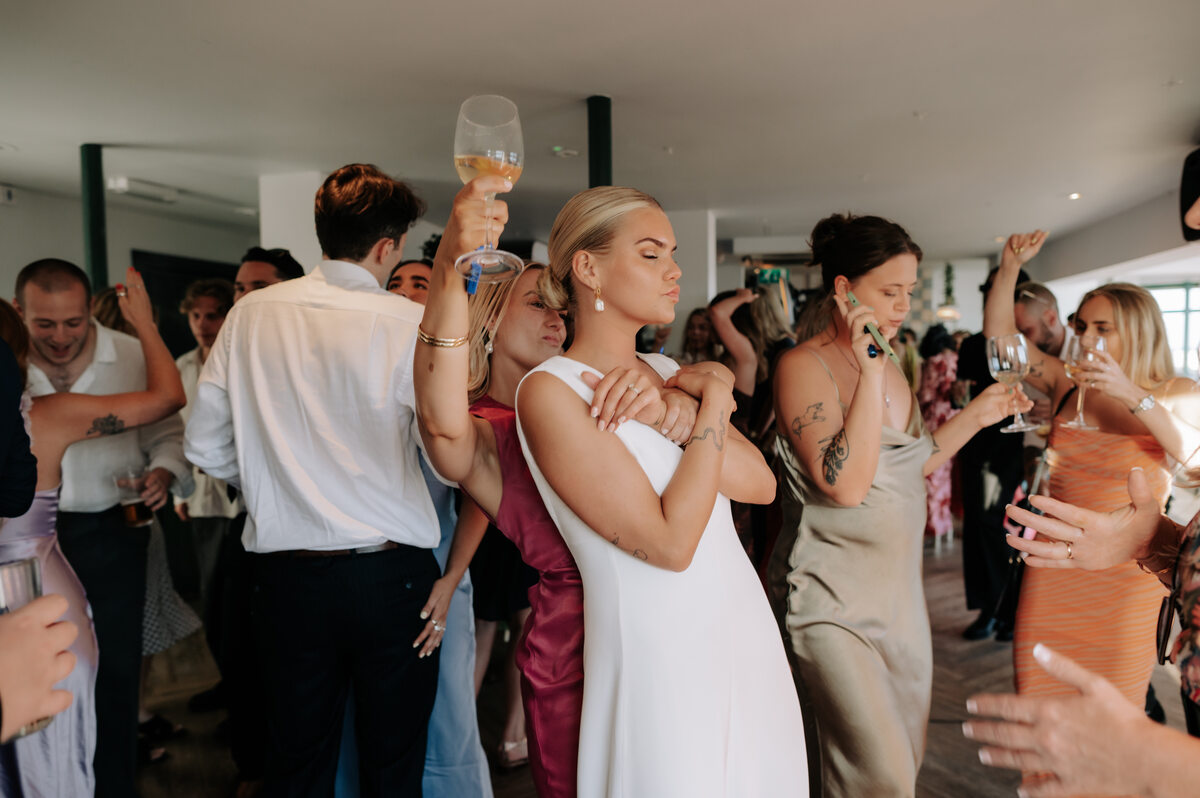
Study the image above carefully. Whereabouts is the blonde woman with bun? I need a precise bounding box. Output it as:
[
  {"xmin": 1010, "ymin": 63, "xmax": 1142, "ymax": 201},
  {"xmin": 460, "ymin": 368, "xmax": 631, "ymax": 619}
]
[
  {"xmin": 514, "ymin": 185, "xmax": 806, "ymax": 796},
  {"xmin": 415, "ymin": 178, "xmax": 699, "ymax": 797}
]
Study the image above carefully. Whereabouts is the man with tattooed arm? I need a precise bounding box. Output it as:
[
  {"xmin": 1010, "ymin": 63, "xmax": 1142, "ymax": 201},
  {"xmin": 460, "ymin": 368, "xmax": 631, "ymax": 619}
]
[{"xmin": 14, "ymin": 258, "xmax": 192, "ymax": 798}]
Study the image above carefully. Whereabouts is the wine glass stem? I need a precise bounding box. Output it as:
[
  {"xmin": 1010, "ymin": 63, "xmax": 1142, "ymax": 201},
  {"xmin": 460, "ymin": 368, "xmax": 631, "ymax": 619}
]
[
  {"xmin": 1075, "ymin": 384, "xmax": 1087, "ymax": 426},
  {"xmin": 484, "ymin": 192, "xmax": 496, "ymax": 250}
]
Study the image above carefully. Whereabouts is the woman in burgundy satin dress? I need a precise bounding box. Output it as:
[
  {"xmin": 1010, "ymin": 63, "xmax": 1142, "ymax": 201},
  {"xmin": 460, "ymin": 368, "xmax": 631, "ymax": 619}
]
[{"xmin": 412, "ymin": 180, "xmax": 699, "ymax": 796}]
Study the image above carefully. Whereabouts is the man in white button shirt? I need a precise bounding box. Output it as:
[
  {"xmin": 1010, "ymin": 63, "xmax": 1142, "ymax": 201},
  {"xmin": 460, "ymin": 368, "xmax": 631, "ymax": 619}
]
[
  {"xmin": 186, "ymin": 164, "xmax": 441, "ymax": 796},
  {"xmin": 14, "ymin": 257, "xmax": 193, "ymax": 798}
]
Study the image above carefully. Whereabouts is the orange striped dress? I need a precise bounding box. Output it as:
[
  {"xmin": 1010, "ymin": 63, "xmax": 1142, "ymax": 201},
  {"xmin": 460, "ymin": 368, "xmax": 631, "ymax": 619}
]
[{"xmin": 1014, "ymin": 424, "xmax": 1171, "ymax": 715}]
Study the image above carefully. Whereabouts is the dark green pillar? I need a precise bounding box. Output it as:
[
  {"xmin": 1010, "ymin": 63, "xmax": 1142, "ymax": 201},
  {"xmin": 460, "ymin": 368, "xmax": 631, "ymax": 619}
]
[
  {"xmin": 80, "ymin": 143, "xmax": 108, "ymax": 288},
  {"xmin": 587, "ymin": 95, "xmax": 612, "ymax": 188}
]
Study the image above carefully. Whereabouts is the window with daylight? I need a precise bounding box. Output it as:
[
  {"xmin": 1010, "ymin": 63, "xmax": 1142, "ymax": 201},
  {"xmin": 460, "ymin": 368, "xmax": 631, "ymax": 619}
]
[{"xmin": 1145, "ymin": 283, "xmax": 1200, "ymax": 379}]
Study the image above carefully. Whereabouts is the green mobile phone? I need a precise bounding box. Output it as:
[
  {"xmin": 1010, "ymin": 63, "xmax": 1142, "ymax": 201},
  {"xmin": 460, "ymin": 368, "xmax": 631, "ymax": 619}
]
[{"xmin": 845, "ymin": 291, "xmax": 902, "ymax": 368}]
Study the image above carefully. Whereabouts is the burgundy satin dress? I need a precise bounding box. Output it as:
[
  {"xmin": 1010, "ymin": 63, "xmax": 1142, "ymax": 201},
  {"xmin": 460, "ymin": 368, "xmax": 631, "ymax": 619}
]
[{"xmin": 471, "ymin": 396, "xmax": 584, "ymax": 798}]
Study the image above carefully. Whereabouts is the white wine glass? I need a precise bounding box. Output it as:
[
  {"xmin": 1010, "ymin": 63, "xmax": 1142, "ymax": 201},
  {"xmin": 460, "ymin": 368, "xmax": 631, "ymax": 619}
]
[
  {"xmin": 452, "ymin": 95, "xmax": 524, "ymax": 292},
  {"xmin": 987, "ymin": 333, "xmax": 1039, "ymax": 434},
  {"xmin": 1062, "ymin": 335, "xmax": 1107, "ymax": 430}
]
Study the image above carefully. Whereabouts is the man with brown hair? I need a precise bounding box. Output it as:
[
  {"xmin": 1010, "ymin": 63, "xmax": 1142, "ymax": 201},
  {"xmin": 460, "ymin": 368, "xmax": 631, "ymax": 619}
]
[{"xmin": 185, "ymin": 164, "xmax": 438, "ymax": 796}]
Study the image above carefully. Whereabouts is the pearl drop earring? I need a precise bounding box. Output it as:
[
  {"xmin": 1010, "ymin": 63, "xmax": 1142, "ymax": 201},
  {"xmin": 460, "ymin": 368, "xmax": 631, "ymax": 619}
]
[{"xmin": 594, "ymin": 285, "xmax": 605, "ymax": 312}]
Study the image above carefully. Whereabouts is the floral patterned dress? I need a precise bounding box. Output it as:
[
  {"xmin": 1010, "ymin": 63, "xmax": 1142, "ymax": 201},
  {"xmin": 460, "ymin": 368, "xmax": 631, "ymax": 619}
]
[
  {"xmin": 917, "ymin": 350, "xmax": 959, "ymax": 538},
  {"xmin": 1171, "ymin": 512, "xmax": 1200, "ymax": 702}
]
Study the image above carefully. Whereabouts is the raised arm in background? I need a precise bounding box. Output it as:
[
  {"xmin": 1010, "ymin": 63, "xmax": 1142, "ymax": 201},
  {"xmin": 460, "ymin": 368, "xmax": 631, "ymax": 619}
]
[
  {"xmin": 31, "ymin": 268, "xmax": 185, "ymax": 491},
  {"xmin": 981, "ymin": 230, "xmax": 1065, "ymax": 399},
  {"xmin": 707, "ymin": 288, "xmax": 758, "ymax": 395}
]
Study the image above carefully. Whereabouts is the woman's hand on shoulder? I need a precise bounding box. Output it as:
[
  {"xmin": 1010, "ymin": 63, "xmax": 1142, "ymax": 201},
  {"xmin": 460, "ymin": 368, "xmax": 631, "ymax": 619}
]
[
  {"xmin": 581, "ymin": 367, "xmax": 662, "ymax": 433},
  {"xmin": 664, "ymin": 365, "xmax": 734, "ymax": 411},
  {"xmin": 677, "ymin": 360, "xmax": 734, "ymax": 389}
]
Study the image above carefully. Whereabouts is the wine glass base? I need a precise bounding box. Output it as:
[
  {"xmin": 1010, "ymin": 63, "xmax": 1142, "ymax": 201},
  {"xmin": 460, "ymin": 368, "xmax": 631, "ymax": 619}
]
[
  {"xmin": 1060, "ymin": 419, "xmax": 1097, "ymax": 431},
  {"xmin": 454, "ymin": 248, "xmax": 524, "ymax": 285},
  {"xmin": 999, "ymin": 421, "xmax": 1040, "ymax": 434}
]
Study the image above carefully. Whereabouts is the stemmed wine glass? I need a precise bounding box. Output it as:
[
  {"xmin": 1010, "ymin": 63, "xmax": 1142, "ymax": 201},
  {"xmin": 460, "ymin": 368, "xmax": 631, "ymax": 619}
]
[
  {"xmin": 987, "ymin": 334, "xmax": 1039, "ymax": 434},
  {"xmin": 1063, "ymin": 335, "xmax": 1107, "ymax": 430},
  {"xmin": 452, "ymin": 95, "xmax": 525, "ymax": 293}
]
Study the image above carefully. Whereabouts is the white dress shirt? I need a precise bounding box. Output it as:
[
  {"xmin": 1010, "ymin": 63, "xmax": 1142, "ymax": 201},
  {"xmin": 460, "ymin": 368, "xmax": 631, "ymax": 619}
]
[
  {"xmin": 184, "ymin": 260, "xmax": 440, "ymax": 553},
  {"xmin": 174, "ymin": 347, "xmax": 242, "ymax": 519},
  {"xmin": 28, "ymin": 321, "xmax": 194, "ymax": 513}
]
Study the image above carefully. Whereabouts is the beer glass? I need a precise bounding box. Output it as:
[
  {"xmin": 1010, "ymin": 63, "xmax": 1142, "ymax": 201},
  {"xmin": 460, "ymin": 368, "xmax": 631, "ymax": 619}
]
[{"xmin": 114, "ymin": 466, "xmax": 154, "ymax": 528}]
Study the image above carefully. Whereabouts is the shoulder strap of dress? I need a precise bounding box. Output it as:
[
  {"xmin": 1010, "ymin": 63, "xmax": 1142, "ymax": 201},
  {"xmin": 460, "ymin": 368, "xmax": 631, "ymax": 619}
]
[
  {"xmin": 516, "ymin": 356, "xmax": 596, "ymax": 407},
  {"xmin": 1055, "ymin": 386, "xmax": 1077, "ymax": 417},
  {"xmin": 808, "ymin": 350, "xmax": 843, "ymax": 407},
  {"xmin": 637, "ymin": 352, "xmax": 680, "ymax": 381}
]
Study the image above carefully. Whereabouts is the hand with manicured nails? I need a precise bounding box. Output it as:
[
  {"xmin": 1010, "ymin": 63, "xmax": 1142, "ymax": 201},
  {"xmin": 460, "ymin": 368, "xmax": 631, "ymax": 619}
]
[
  {"xmin": 1069, "ymin": 349, "xmax": 1145, "ymax": 410},
  {"xmin": 964, "ymin": 643, "xmax": 1157, "ymax": 798},
  {"xmin": 1004, "ymin": 467, "xmax": 1164, "ymax": 570}
]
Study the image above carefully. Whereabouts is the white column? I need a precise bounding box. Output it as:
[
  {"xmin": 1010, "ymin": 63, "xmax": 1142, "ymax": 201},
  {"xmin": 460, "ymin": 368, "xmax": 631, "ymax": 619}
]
[
  {"xmin": 259, "ymin": 172, "xmax": 323, "ymax": 273},
  {"xmin": 663, "ymin": 209, "xmax": 716, "ymax": 356}
]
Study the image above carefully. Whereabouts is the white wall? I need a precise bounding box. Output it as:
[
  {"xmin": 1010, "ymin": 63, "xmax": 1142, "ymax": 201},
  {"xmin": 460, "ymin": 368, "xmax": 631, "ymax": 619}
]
[
  {"xmin": 663, "ymin": 209, "xmax": 716, "ymax": 356},
  {"xmin": 0, "ymin": 186, "xmax": 257, "ymax": 294},
  {"xmin": 259, "ymin": 172, "xmax": 322, "ymax": 271}
]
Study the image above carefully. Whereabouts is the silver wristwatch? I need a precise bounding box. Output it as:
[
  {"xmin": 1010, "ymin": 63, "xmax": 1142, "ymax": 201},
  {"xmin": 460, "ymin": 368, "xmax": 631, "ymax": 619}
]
[{"xmin": 1131, "ymin": 393, "xmax": 1156, "ymax": 414}]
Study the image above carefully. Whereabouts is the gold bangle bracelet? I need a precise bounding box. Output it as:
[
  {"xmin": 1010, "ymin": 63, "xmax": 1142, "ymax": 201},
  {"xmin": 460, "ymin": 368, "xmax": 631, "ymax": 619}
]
[{"xmin": 417, "ymin": 326, "xmax": 468, "ymax": 348}]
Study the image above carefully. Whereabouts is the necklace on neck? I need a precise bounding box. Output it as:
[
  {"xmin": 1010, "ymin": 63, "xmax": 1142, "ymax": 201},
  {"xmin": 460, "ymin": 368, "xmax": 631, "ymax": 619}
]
[{"xmin": 832, "ymin": 341, "xmax": 891, "ymax": 408}]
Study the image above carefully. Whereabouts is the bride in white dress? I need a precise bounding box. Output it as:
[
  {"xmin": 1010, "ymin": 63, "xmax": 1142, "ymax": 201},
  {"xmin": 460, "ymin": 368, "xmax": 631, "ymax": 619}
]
[{"xmin": 515, "ymin": 186, "xmax": 807, "ymax": 797}]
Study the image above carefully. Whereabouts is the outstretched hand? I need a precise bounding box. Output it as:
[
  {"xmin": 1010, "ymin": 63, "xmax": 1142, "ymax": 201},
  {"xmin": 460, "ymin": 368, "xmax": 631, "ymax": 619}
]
[
  {"xmin": 964, "ymin": 644, "xmax": 1151, "ymax": 797},
  {"xmin": 1004, "ymin": 467, "xmax": 1164, "ymax": 570}
]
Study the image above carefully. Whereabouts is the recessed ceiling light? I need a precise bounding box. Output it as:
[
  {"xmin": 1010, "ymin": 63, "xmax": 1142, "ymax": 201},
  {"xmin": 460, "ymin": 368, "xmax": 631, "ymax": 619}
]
[
  {"xmin": 549, "ymin": 145, "xmax": 579, "ymax": 159},
  {"xmin": 1068, "ymin": 192, "xmax": 1081, "ymax": 200}
]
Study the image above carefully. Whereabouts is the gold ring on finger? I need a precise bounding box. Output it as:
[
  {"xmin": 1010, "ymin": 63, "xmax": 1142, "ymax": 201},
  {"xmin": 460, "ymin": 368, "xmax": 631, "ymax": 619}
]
[
  {"xmin": 1065, "ymin": 541, "xmax": 1073, "ymax": 560},
  {"xmin": 627, "ymin": 384, "xmax": 641, "ymax": 395}
]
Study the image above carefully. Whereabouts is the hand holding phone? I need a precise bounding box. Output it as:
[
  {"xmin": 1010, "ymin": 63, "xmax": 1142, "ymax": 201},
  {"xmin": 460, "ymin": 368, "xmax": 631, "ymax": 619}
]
[{"xmin": 845, "ymin": 291, "xmax": 902, "ymax": 368}]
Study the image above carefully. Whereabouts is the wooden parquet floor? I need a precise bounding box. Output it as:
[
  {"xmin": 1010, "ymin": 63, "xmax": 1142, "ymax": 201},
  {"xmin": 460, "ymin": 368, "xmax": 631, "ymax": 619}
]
[{"xmin": 138, "ymin": 539, "xmax": 1185, "ymax": 797}]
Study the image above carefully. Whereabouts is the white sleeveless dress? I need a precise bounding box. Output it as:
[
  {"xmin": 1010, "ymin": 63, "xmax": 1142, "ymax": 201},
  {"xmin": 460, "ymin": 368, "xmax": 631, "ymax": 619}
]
[{"xmin": 515, "ymin": 354, "xmax": 807, "ymax": 798}]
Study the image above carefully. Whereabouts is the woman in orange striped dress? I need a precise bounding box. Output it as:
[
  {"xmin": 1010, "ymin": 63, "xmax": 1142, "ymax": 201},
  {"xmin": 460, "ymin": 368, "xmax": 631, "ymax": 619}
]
[{"xmin": 984, "ymin": 231, "xmax": 1200, "ymax": 786}]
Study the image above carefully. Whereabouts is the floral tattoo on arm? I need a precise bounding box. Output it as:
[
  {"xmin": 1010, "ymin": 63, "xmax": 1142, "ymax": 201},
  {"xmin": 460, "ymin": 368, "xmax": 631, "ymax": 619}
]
[{"xmin": 819, "ymin": 429, "xmax": 849, "ymax": 486}]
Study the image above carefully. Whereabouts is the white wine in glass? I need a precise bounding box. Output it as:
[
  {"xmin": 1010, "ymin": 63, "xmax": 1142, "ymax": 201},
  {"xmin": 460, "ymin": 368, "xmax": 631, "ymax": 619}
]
[
  {"xmin": 987, "ymin": 334, "xmax": 1038, "ymax": 433},
  {"xmin": 1062, "ymin": 335, "xmax": 1106, "ymax": 430},
  {"xmin": 452, "ymin": 95, "xmax": 525, "ymax": 291}
]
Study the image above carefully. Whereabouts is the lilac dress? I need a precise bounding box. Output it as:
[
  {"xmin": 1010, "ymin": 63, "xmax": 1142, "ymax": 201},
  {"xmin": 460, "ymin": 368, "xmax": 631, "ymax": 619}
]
[{"xmin": 0, "ymin": 488, "xmax": 99, "ymax": 798}]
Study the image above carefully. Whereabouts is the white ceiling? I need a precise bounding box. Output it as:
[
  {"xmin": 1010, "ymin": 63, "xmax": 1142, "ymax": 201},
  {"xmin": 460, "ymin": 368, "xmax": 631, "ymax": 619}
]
[{"xmin": 1, "ymin": 0, "xmax": 1198, "ymax": 258}]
